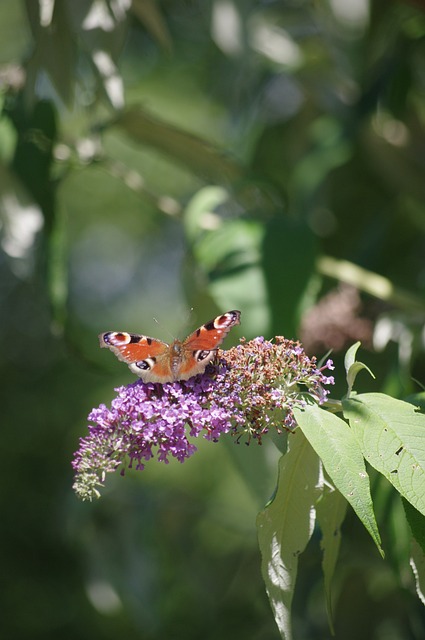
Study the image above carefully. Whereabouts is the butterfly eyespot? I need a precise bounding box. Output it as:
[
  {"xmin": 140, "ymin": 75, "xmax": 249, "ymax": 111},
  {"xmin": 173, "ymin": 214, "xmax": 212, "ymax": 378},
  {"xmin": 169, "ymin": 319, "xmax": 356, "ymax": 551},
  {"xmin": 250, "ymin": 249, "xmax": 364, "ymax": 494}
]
[
  {"xmin": 135, "ymin": 360, "xmax": 151, "ymax": 370},
  {"xmin": 214, "ymin": 310, "xmax": 240, "ymax": 328},
  {"xmin": 103, "ymin": 331, "xmax": 132, "ymax": 345},
  {"xmin": 196, "ymin": 350, "xmax": 211, "ymax": 362}
]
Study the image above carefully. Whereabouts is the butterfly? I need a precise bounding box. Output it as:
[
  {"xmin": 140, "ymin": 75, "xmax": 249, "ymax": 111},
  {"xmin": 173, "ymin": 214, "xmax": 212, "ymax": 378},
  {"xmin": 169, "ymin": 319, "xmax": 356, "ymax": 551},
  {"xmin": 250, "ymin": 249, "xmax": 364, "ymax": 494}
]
[{"xmin": 99, "ymin": 310, "xmax": 241, "ymax": 383}]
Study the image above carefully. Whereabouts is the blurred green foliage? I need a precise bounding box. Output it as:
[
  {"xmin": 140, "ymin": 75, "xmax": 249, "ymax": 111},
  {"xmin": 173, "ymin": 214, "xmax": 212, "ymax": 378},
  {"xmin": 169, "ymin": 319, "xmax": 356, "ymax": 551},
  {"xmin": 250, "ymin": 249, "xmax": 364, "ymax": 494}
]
[{"xmin": 1, "ymin": 1, "xmax": 425, "ymax": 638}]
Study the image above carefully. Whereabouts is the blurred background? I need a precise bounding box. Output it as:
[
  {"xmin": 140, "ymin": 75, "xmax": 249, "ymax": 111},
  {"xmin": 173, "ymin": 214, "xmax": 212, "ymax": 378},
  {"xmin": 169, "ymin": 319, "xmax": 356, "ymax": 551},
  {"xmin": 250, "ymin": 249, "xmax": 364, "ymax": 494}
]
[{"xmin": 1, "ymin": 1, "xmax": 425, "ymax": 638}]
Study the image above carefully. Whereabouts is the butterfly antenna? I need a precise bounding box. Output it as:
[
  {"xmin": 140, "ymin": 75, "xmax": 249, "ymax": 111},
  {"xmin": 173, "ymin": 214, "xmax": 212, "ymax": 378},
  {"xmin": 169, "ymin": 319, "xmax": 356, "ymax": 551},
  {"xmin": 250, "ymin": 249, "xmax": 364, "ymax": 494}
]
[
  {"xmin": 184, "ymin": 307, "xmax": 194, "ymax": 324},
  {"xmin": 153, "ymin": 316, "xmax": 176, "ymax": 341},
  {"xmin": 175, "ymin": 307, "xmax": 196, "ymax": 336}
]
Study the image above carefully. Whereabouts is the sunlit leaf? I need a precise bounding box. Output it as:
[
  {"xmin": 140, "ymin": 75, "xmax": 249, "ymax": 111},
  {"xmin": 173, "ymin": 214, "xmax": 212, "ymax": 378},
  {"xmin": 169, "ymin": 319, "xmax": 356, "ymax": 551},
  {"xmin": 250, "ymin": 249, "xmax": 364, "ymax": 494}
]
[
  {"xmin": 343, "ymin": 393, "xmax": 425, "ymax": 517},
  {"xmin": 344, "ymin": 341, "xmax": 361, "ymax": 371},
  {"xmin": 257, "ymin": 430, "xmax": 322, "ymax": 640},
  {"xmin": 294, "ymin": 404, "xmax": 383, "ymax": 555},
  {"xmin": 344, "ymin": 342, "xmax": 375, "ymax": 397},
  {"xmin": 410, "ymin": 539, "xmax": 425, "ymax": 607}
]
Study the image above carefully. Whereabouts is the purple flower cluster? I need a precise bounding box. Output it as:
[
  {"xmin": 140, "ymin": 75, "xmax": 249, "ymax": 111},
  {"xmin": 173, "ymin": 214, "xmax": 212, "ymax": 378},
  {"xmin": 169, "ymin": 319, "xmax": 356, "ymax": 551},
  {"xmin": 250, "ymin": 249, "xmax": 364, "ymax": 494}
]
[
  {"xmin": 73, "ymin": 336, "xmax": 334, "ymax": 500},
  {"xmin": 210, "ymin": 336, "xmax": 335, "ymax": 435},
  {"xmin": 72, "ymin": 376, "xmax": 238, "ymax": 500}
]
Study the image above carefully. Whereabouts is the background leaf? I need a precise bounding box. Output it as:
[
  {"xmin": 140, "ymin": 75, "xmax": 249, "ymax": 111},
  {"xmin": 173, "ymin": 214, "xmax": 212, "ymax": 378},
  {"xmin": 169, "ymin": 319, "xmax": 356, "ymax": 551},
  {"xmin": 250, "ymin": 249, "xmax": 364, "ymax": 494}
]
[
  {"xmin": 183, "ymin": 186, "xmax": 268, "ymax": 333},
  {"xmin": 405, "ymin": 392, "xmax": 425, "ymax": 413},
  {"xmin": 131, "ymin": 0, "xmax": 172, "ymax": 52},
  {"xmin": 113, "ymin": 107, "xmax": 244, "ymax": 184},
  {"xmin": 262, "ymin": 216, "xmax": 317, "ymax": 337}
]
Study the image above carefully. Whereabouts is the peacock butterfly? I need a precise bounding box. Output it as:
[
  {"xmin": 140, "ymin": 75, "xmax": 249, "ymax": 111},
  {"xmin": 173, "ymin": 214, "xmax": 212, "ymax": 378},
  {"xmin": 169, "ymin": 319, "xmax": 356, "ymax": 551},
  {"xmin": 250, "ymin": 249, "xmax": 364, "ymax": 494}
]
[{"xmin": 99, "ymin": 310, "xmax": 241, "ymax": 383}]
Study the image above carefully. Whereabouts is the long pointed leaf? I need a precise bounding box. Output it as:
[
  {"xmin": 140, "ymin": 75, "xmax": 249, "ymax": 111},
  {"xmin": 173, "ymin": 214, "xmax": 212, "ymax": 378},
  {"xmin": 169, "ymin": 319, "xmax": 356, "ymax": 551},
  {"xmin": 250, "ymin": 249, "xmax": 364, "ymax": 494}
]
[
  {"xmin": 114, "ymin": 107, "xmax": 243, "ymax": 184},
  {"xmin": 257, "ymin": 431, "xmax": 322, "ymax": 640},
  {"xmin": 403, "ymin": 498, "xmax": 425, "ymax": 554},
  {"xmin": 316, "ymin": 480, "xmax": 348, "ymax": 632},
  {"xmin": 410, "ymin": 539, "xmax": 425, "ymax": 607},
  {"xmin": 294, "ymin": 404, "xmax": 383, "ymax": 556}
]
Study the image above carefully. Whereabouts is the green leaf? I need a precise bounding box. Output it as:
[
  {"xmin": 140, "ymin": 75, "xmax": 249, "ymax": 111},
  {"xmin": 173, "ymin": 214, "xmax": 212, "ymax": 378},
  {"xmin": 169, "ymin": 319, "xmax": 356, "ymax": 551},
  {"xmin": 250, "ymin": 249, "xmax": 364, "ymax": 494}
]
[
  {"xmin": 262, "ymin": 217, "xmax": 317, "ymax": 337},
  {"xmin": 410, "ymin": 538, "xmax": 425, "ymax": 607},
  {"xmin": 403, "ymin": 498, "xmax": 425, "ymax": 555},
  {"xmin": 183, "ymin": 187, "xmax": 268, "ymax": 334},
  {"xmin": 26, "ymin": 2, "xmax": 76, "ymax": 106},
  {"xmin": 405, "ymin": 392, "xmax": 425, "ymax": 413},
  {"xmin": 0, "ymin": 163, "xmax": 44, "ymax": 276},
  {"xmin": 131, "ymin": 0, "xmax": 173, "ymax": 52},
  {"xmin": 343, "ymin": 393, "xmax": 425, "ymax": 517},
  {"xmin": 316, "ymin": 479, "xmax": 348, "ymax": 633},
  {"xmin": 224, "ymin": 437, "xmax": 285, "ymax": 506},
  {"xmin": 257, "ymin": 431, "xmax": 322, "ymax": 640},
  {"xmin": 344, "ymin": 342, "xmax": 375, "ymax": 397},
  {"xmin": 294, "ymin": 404, "xmax": 383, "ymax": 556},
  {"xmin": 400, "ymin": 399, "xmax": 425, "ymax": 609},
  {"xmin": 183, "ymin": 186, "xmax": 230, "ymax": 244},
  {"xmin": 47, "ymin": 204, "xmax": 68, "ymax": 330},
  {"xmin": 114, "ymin": 107, "xmax": 244, "ymax": 184},
  {"xmin": 344, "ymin": 341, "xmax": 361, "ymax": 371}
]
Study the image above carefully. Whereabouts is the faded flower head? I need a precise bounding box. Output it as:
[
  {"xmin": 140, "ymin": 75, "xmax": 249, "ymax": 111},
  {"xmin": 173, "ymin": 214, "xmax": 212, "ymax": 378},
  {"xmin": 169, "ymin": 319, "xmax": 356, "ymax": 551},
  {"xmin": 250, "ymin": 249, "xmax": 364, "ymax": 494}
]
[{"xmin": 73, "ymin": 337, "xmax": 334, "ymax": 500}]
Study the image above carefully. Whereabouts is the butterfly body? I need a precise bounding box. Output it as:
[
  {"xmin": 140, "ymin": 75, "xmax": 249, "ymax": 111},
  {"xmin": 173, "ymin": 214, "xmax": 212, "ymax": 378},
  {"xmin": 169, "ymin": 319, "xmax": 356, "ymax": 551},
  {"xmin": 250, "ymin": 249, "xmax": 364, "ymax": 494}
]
[{"xmin": 99, "ymin": 310, "xmax": 241, "ymax": 383}]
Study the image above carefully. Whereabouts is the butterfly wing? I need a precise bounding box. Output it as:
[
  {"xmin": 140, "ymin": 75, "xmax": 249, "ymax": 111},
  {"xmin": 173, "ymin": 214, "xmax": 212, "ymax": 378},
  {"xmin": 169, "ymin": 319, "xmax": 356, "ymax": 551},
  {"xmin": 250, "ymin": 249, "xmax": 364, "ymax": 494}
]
[
  {"xmin": 177, "ymin": 310, "xmax": 241, "ymax": 379},
  {"xmin": 99, "ymin": 332, "xmax": 174, "ymax": 382},
  {"xmin": 182, "ymin": 310, "xmax": 241, "ymax": 351}
]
